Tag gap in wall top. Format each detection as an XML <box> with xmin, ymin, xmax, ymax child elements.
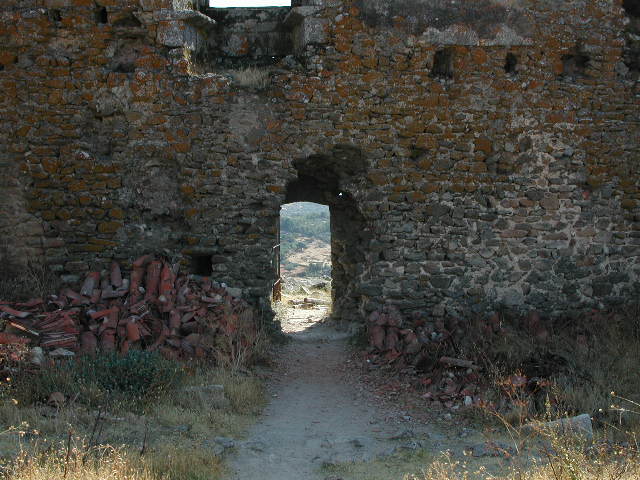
<box><xmin>209</xmin><ymin>0</ymin><xmax>291</xmax><ymax>7</ymax></box>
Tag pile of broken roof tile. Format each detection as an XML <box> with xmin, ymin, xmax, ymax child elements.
<box><xmin>0</xmin><ymin>255</ymin><xmax>256</xmax><ymax>361</ymax></box>
<box><xmin>366</xmin><ymin>305</ymin><xmax>491</xmax><ymax>408</ymax></box>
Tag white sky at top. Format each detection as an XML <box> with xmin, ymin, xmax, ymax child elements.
<box><xmin>209</xmin><ymin>0</ymin><xmax>291</xmax><ymax>7</ymax></box>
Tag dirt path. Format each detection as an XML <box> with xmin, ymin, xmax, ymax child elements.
<box><xmin>227</xmin><ymin>306</ymin><xmax>434</xmax><ymax>480</ymax></box>
<box><xmin>227</xmin><ymin>303</ymin><xmax>518</xmax><ymax>480</ymax></box>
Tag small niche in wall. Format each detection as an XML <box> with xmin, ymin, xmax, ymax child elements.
<box><xmin>623</xmin><ymin>0</ymin><xmax>640</xmax><ymax>17</ymax></box>
<box><xmin>96</xmin><ymin>6</ymin><xmax>108</xmax><ymax>24</ymax></box>
<box><xmin>504</xmin><ymin>52</ymin><xmax>518</xmax><ymax>74</ymax></box>
<box><xmin>431</xmin><ymin>48</ymin><xmax>454</xmax><ymax>79</ymax></box>
<box><xmin>49</xmin><ymin>9</ymin><xmax>62</xmax><ymax>22</ymax></box>
<box><xmin>189</xmin><ymin>254</ymin><xmax>213</xmax><ymax>276</ymax></box>
<box><xmin>560</xmin><ymin>52</ymin><xmax>590</xmax><ymax>80</ymax></box>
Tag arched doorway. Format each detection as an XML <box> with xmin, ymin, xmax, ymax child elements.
<box><xmin>275</xmin><ymin>147</ymin><xmax>371</xmax><ymax>322</ymax></box>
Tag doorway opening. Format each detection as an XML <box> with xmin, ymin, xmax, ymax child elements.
<box><xmin>280</xmin><ymin>202</ymin><xmax>331</xmax><ymax>281</ymax></box>
<box><xmin>276</xmin><ymin>202</ymin><xmax>332</xmax><ymax>333</ymax></box>
<box><xmin>273</xmin><ymin>146</ymin><xmax>371</xmax><ymax>328</ymax></box>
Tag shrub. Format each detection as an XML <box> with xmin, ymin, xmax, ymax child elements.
<box><xmin>8</xmin><ymin>351</ymin><xmax>185</xmax><ymax>410</ymax></box>
<box><xmin>0</xmin><ymin>248</ymin><xmax>61</xmax><ymax>302</ymax></box>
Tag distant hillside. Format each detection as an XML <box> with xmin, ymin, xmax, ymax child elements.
<box><xmin>280</xmin><ymin>202</ymin><xmax>331</xmax><ymax>278</ymax></box>
<box><xmin>281</xmin><ymin>202</ymin><xmax>329</xmax><ymax>217</ymax></box>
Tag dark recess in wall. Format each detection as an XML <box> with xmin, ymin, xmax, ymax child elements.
<box><xmin>431</xmin><ymin>48</ymin><xmax>454</xmax><ymax>78</ymax></box>
<box><xmin>49</xmin><ymin>9</ymin><xmax>62</xmax><ymax>22</ymax></box>
<box><xmin>112</xmin><ymin>13</ymin><xmax>141</xmax><ymax>28</ymax></box>
<box><xmin>623</xmin><ymin>0</ymin><xmax>640</xmax><ymax>77</ymax></box>
<box><xmin>96</xmin><ymin>6</ymin><xmax>108</xmax><ymax>24</ymax></box>
<box><xmin>113</xmin><ymin>61</ymin><xmax>135</xmax><ymax>73</ymax></box>
<box><xmin>623</xmin><ymin>0</ymin><xmax>640</xmax><ymax>17</ymax></box>
<box><xmin>190</xmin><ymin>254</ymin><xmax>213</xmax><ymax>276</ymax></box>
<box><xmin>505</xmin><ymin>52</ymin><xmax>518</xmax><ymax>74</ymax></box>
<box><xmin>560</xmin><ymin>51</ymin><xmax>590</xmax><ymax>80</ymax></box>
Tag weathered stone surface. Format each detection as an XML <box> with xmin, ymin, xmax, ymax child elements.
<box><xmin>0</xmin><ymin>0</ymin><xmax>638</xmax><ymax>325</ymax></box>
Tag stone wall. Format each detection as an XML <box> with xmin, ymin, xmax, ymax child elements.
<box><xmin>0</xmin><ymin>0</ymin><xmax>639</xmax><ymax>323</ymax></box>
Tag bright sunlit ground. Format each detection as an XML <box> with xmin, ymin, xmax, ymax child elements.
<box><xmin>209</xmin><ymin>0</ymin><xmax>291</xmax><ymax>7</ymax></box>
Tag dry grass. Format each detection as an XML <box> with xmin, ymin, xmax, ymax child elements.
<box><xmin>404</xmin><ymin>442</ymin><xmax>640</xmax><ymax>480</ymax></box>
<box><xmin>0</xmin><ymin>366</ymin><xmax>265</xmax><ymax>480</ymax></box>
<box><xmin>325</xmin><ymin>431</ymin><xmax>640</xmax><ymax>480</ymax></box>
<box><xmin>0</xmin><ymin>254</ymin><xmax>61</xmax><ymax>302</ymax></box>
<box><xmin>152</xmin><ymin>367</ymin><xmax>265</xmax><ymax>439</ymax></box>
<box><xmin>143</xmin><ymin>444</ymin><xmax>224</xmax><ymax>480</ymax></box>
<box><xmin>322</xmin><ymin>449</ymin><xmax>436</xmax><ymax>480</ymax></box>
<box><xmin>2</xmin><ymin>441</ymin><xmax>224</xmax><ymax>480</ymax></box>
<box><xmin>469</xmin><ymin>309</ymin><xmax>640</xmax><ymax>432</ymax></box>
<box><xmin>228</xmin><ymin>67</ymin><xmax>271</xmax><ymax>89</ymax></box>
<box><xmin>4</xmin><ymin>444</ymin><xmax>155</xmax><ymax>480</ymax></box>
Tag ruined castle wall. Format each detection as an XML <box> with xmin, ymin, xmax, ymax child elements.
<box><xmin>0</xmin><ymin>0</ymin><xmax>638</xmax><ymax>321</ymax></box>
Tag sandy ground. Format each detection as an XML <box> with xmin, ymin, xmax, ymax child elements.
<box><xmin>227</xmin><ymin>300</ymin><xmax>522</xmax><ymax>480</ymax></box>
<box><xmin>227</xmin><ymin>304</ymin><xmax>436</xmax><ymax>480</ymax></box>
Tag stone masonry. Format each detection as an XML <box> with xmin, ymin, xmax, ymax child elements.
<box><xmin>1</xmin><ymin>0</ymin><xmax>639</xmax><ymax>323</ymax></box>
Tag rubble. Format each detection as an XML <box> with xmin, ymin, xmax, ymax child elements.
<box><xmin>363</xmin><ymin>305</ymin><xmax>567</xmax><ymax>410</ymax></box>
<box><xmin>0</xmin><ymin>255</ymin><xmax>257</xmax><ymax>363</ymax></box>
<box><xmin>365</xmin><ymin>305</ymin><xmax>487</xmax><ymax>407</ymax></box>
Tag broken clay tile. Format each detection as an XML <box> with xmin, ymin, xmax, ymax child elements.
<box><xmin>369</xmin><ymin>325</ymin><xmax>385</xmax><ymax>351</ymax></box>
<box><xmin>0</xmin><ymin>305</ymin><xmax>32</xmax><ymax>319</ymax></box>
<box><xmin>0</xmin><ymin>332</ymin><xmax>31</xmax><ymax>345</ymax></box>
<box><xmin>90</xmin><ymin>289</ymin><xmax>102</xmax><ymax>304</ymax></box>
<box><xmin>101</xmin><ymin>287</ymin><xmax>118</xmax><ymax>300</ymax></box>
<box><xmin>40</xmin><ymin>335</ymin><xmax>77</xmax><ymax>348</ymax></box>
<box><xmin>144</xmin><ymin>260</ymin><xmax>163</xmax><ymax>300</ymax></box>
<box><xmin>159</xmin><ymin>263</ymin><xmax>173</xmax><ymax>296</ymax></box>
<box><xmin>48</xmin><ymin>297</ymin><xmax>67</xmax><ymax>309</ymax></box>
<box><xmin>110</xmin><ymin>261</ymin><xmax>123</xmax><ymax>288</ymax></box>
<box><xmin>384</xmin><ymin>327</ymin><xmax>400</xmax><ymax>351</ymax></box>
<box><xmin>129</xmin><ymin>266</ymin><xmax>145</xmax><ymax>298</ymax></box>
<box><xmin>132</xmin><ymin>254</ymin><xmax>153</xmax><ymax>268</ymax></box>
<box><xmin>129</xmin><ymin>300</ymin><xmax>149</xmax><ymax>317</ymax></box>
<box><xmin>183</xmin><ymin>333</ymin><xmax>201</xmax><ymax>346</ymax></box>
<box><xmin>90</xmin><ymin>307</ymin><xmax>118</xmax><ymax>321</ymax></box>
<box><xmin>16</xmin><ymin>298</ymin><xmax>44</xmax><ymax>308</ymax></box>
<box><xmin>137</xmin><ymin>323</ymin><xmax>152</xmax><ymax>337</ymax></box>
<box><xmin>100</xmin><ymin>331</ymin><xmax>116</xmax><ymax>352</ymax></box>
<box><xmin>8</xmin><ymin>321</ymin><xmax>40</xmax><ymax>336</ymax></box>
<box><xmin>177</xmin><ymin>285</ymin><xmax>189</xmax><ymax>305</ymax></box>
<box><xmin>181</xmin><ymin>321</ymin><xmax>199</xmax><ymax>334</ymax></box>
<box><xmin>180</xmin><ymin>339</ymin><xmax>195</xmax><ymax>355</ymax></box>
<box><xmin>0</xmin><ymin>253</ymin><xmax>257</xmax><ymax>367</ymax></box>
<box><xmin>126</xmin><ymin>321</ymin><xmax>141</xmax><ymax>342</ymax></box>
<box><xmin>169</xmin><ymin>310</ymin><xmax>181</xmax><ymax>330</ymax></box>
<box><xmin>80</xmin><ymin>331</ymin><xmax>98</xmax><ymax>355</ymax></box>
<box><xmin>80</xmin><ymin>272</ymin><xmax>101</xmax><ymax>297</ymax></box>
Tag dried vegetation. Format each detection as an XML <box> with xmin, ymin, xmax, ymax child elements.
<box><xmin>228</xmin><ymin>67</ymin><xmax>271</xmax><ymax>90</ymax></box>
<box><xmin>0</xmin><ymin>254</ymin><xmax>268</xmax><ymax>480</ymax></box>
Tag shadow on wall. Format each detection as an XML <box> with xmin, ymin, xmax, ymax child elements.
<box><xmin>283</xmin><ymin>146</ymin><xmax>371</xmax><ymax>322</ymax></box>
